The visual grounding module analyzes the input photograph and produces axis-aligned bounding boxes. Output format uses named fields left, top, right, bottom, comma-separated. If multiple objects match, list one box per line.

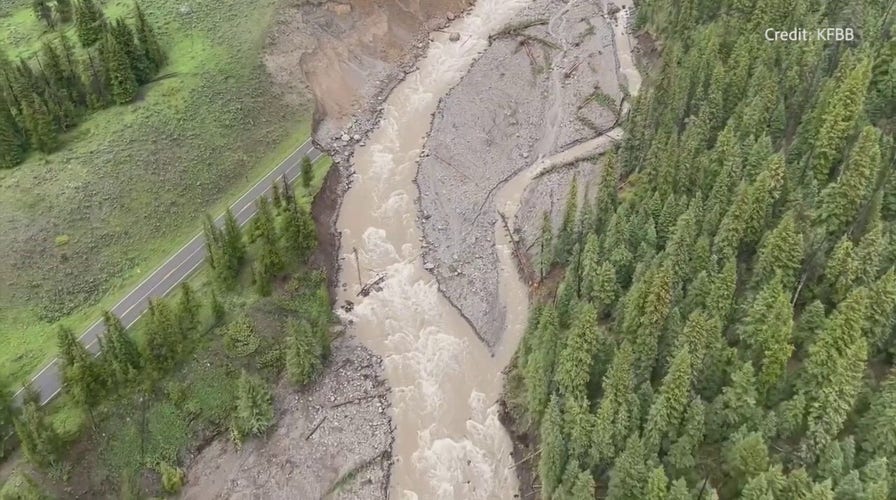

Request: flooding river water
left=334, top=1, right=530, bottom=497
left=334, top=0, right=641, bottom=497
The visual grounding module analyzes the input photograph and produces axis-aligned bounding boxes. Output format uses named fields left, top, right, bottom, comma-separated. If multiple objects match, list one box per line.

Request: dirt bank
left=182, top=334, right=393, bottom=499
left=264, top=0, right=472, bottom=145
left=417, top=0, right=623, bottom=347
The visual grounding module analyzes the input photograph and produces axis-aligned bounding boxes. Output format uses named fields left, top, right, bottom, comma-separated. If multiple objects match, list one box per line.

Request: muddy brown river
left=334, top=0, right=640, bottom=497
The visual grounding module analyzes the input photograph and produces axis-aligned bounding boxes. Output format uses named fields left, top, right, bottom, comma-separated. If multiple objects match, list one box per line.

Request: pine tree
left=645, top=466, right=670, bottom=499
left=538, top=395, right=567, bottom=497
left=780, top=468, right=815, bottom=499
left=800, top=287, right=870, bottom=461
left=111, top=18, right=149, bottom=84
left=523, top=306, right=560, bottom=422
left=607, top=435, right=650, bottom=500
left=32, top=0, right=55, bottom=28
left=538, top=211, right=553, bottom=279
left=22, top=98, right=57, bottom=153
left=223, top=208, right=246, bottom=267
left=823, top=235, right=860, bottom=304
left=13, top=389, right=62, bottom=469
left=865, top=268, right=896, bottom=352
left=752, top=210, right=804, bottom=286
left=675, top=309, right=720, bottom=373
left=857, top=371, right=896, bottom=464
left=230, top=371, right=273, bottom=447
left=814, top=126, right=882, bottom=239
left=556, top=177, right=579, bottom=264
left=102, top=32, right=138, bottom=104
left=101, top=311, right=141, bottom=385
left=555, top=303, right=602, bottom=399
left=859, top=457, right=890, bottom=500
left=285, top=319, right=322, bottom=386
left=740, top=465, right=786, bottom=500
left=666, top=397, right=706, bottom=475
left=0, top=385, right=15, bottom=459
left=55, top=0, right=73, bottom=23
left=0, top=94, right=25, bottom=168
left=74, top=0, right=106, bottom=49
left=281, top=197, right=316, bottom=261
left=708, top=361, right=762, bottom=441
left=580, top=233, right=618, bottom=312
left=209, top=290, right=225, bottom=325
left=668, top=478, right=691, bottom=500
left=725, top=429, right=770, bottom=493
left=593, top=152, right=619, bottom=234
left=176, top=283, right=199, bottom=337
left=807, top=56, right=872, bottom=187
left=300, top=155, right=313, bottom=188
left=253, top=197, right=283, bottom=281
left=643, top=347, right=693, bottom=455
left=142, top=299, right=180, bottom=376
left=621, top=263, right=673, bottom=383
left=563, top=395, right=595, bottom=466
left=565, top=466, right=597, bottom=499
left=739, top=279, right=794, bottom=397
left=133, top=1, right=165, bottom=72
left=271, top=182, right=283, bottom=210
left=591, top=341, right=640, bottom=467
left=57, top=326, right=103, bottom=422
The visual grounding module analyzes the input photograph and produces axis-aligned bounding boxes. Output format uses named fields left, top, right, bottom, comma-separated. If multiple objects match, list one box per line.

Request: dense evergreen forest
left=510, top=0, right=896, bottom=498
left=0, top=0, right=165, bottom=168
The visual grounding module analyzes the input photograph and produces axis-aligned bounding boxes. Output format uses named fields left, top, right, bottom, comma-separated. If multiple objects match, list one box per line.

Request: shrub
left=158, top=462, right=184, bottom=494
left=221, top=316, right=260, bottom=358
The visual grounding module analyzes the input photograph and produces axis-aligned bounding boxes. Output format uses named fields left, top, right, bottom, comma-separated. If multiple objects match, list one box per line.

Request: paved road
left=17, top=138, right=324, bottom=405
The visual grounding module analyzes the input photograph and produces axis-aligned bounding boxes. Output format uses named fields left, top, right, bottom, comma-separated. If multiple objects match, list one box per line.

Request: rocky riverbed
left=417, top=0, right=626, bottom=347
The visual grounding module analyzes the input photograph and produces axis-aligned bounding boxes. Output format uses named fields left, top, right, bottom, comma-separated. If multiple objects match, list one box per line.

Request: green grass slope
left=0, top=0, right=313, bottom=385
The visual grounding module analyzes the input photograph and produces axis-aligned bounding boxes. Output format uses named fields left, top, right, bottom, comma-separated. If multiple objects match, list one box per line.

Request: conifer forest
left=509, top=0, right=896, bottom=498
left=0, top=0, right=165, bottom=168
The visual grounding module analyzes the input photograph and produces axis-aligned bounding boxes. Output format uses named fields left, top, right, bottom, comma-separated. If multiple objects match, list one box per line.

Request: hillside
left=506, top=0, right=896, bottom=498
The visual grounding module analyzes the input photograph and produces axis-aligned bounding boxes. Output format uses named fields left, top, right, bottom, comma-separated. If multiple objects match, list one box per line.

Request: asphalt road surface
left=17, top=138, right=324, bottom=405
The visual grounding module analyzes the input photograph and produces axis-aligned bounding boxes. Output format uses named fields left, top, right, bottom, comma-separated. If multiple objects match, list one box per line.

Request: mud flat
left=182, top=334, right=392, bottom=499
left=417, top=0, right=624, bottom=347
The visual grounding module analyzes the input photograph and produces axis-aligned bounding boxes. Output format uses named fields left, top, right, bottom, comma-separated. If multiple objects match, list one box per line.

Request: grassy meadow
left=0, top=0, right=313, bottom=386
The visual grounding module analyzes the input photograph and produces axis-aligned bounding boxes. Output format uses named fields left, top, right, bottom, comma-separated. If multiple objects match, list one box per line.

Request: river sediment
left=417, top=0, right=627, bottom=348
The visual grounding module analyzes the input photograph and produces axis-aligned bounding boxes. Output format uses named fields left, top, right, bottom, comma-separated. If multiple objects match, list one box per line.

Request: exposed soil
left=416, top=0, right=622, bottom=347
left=264, top=0, right=472, bottom=145
left=182, top=334, right=393, bottom=499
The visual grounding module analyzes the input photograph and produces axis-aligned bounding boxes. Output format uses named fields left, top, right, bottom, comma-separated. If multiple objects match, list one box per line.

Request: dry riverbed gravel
left=417, top=0, right=623, bottom=347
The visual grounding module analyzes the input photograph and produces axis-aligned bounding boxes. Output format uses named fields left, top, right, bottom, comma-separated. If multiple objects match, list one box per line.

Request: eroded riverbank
left=333, top=0, right=533, bottom=497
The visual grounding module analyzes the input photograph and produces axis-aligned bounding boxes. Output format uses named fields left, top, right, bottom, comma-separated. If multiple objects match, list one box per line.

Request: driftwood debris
left=522, top=40, right=537, bottom=66
left=507, top=447, right=541, bottom=469
left=358, top=274, right=387, bottom=297
left=331, top=391, right=387, bottom=409
left=563, top=60, right=582, bottom=78
left=305, top=415, right=327, bottom=440
left=498, top=211, right=538, bottom=286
